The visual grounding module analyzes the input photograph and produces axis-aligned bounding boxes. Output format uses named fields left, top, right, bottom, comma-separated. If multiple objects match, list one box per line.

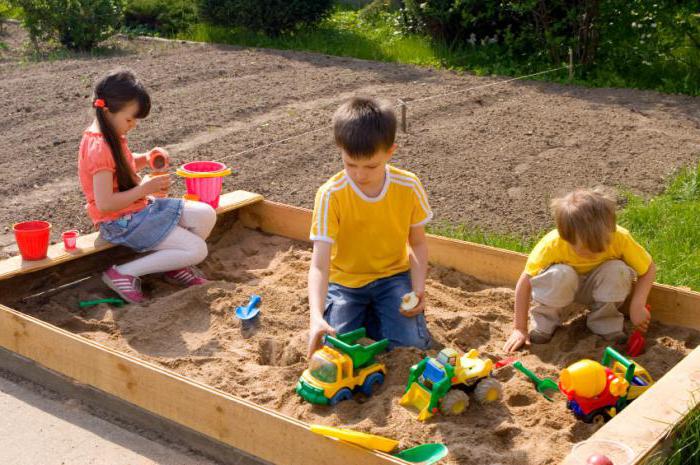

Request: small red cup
left=62, top=230, right=79, bottom=250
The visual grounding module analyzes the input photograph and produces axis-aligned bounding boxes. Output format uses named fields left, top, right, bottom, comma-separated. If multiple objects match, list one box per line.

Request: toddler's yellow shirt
left=310, top=165, right=432, bottom=288
left=525, top=226, right=652, bottom=277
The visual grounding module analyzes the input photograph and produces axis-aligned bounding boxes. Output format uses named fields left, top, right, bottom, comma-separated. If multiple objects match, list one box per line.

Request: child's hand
left=307, top=318, right=336, bottom=358
left=141, top=173, right=171, bottom=195
left=630, top=304, right=651, bottom=333
left=503, top=328, right=529, bottom=352
left=400, top=291, right=425, bottom=317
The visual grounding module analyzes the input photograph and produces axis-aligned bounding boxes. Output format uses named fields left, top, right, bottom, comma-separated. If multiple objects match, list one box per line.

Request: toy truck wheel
left=360, top=372, right=385, bottom=396
left=439, top=390, right=469, bottom=416
left=583, top=408, right=611, bottom=425
left=474, top=378, right=503, bottom=404
left=329, top=388, right=353, bottom=406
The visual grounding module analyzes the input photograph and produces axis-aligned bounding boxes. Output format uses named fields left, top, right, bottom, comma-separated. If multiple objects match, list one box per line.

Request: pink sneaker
left=164, top=266, right=208, bottom=287
left=102, top=266, right=144, bottom=304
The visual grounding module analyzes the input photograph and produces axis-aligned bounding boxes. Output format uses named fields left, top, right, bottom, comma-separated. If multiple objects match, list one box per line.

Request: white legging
left=116, top=201, right=217, bottom=277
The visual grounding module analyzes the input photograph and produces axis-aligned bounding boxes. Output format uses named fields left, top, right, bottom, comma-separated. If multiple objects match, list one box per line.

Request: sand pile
left=18, top=224, right=699, bottom=465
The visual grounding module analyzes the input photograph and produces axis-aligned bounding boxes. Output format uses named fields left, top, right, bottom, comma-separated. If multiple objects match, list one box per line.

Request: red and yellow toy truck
left=559, top=347, right=655, bottom=424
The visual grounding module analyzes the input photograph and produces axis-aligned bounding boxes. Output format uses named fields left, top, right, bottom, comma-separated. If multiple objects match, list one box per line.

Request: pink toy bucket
left=176, top=161, right=232, bottom=209
left=13, top=221, right=51, bottom=260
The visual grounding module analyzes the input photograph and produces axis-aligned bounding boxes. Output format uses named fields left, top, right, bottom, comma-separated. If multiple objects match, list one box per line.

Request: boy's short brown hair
left=333, top=97, right=396, bottom=159
left=551, top=188, right=617, bottom=253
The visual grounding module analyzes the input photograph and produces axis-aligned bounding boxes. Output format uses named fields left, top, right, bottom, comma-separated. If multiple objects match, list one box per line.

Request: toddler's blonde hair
left=551, top=188, right=616, bottom=253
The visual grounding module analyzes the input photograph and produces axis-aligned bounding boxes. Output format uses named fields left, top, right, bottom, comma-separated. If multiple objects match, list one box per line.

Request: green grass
left=178, top=8, right=571, bottom=81
left=619, top=164, right=700, bottom=291
left=175, top=7, right=698, bottom=94
left=0, top=0, right=22, bottom=20
left=647, top=404, right=700, bottom=465
left=427, top=223, right=539, bottom=254
left=180, top=10, right=447, bottom=69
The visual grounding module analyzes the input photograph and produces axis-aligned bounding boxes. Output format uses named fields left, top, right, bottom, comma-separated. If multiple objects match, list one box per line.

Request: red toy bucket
left=13, top=221, right=51, bottom=260
left=176, top=161, right=232, bottom=209
left=62, top=230, right=79, bottom=250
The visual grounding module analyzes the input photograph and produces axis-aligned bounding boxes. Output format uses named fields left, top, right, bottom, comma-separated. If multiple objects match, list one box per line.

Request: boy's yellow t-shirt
left=525, top=226, right=652, bottom=277
left=310, top=165, right=432, bottom=288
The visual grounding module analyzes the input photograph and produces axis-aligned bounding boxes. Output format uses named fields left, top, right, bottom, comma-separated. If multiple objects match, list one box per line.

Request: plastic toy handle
left=513, top=361, right=542, bottom=383
left=176, top=167, right=232, bottom=178
left=249, top=295, right=261, bottom=309
left=79, top=298, right=126, bottom=308
left=495, top=356, right=516, bottom=369
left=602, top=347, right=633, bottom=369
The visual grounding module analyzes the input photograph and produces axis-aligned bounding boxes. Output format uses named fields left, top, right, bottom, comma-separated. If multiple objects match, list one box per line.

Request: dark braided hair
left=93, top=69, right=151, bottom=191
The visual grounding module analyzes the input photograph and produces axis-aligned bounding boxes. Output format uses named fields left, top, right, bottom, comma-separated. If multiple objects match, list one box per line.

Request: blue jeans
left=100, top=198, right=184, bottom=252
left=324, top=272, right=431, bottom=350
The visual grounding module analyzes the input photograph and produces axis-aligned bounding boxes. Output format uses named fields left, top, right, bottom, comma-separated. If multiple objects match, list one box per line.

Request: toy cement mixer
left=559, top=347, right=655, bottom=424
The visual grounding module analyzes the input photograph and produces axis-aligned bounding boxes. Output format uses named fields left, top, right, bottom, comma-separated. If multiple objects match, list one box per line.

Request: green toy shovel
left=394, top=444, right=448, bottom=465
left=513, top=361, right=560, bottom=402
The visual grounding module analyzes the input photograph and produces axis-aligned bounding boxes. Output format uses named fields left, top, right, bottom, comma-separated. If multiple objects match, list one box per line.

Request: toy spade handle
left=79, top=298, right=125, bottom=308
left=602, top=346, right=632, bottom=368
left=249, top=295, right=262, bottom=308
left=639, top=303, right=652, bottom=334
left=513, top=361, right=542, bottom=383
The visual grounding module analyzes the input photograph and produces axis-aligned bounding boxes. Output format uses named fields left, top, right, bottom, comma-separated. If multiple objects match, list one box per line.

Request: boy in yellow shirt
left=504, top=188, right=655, bottom=352
left=307, top=97, right=432, bottom=357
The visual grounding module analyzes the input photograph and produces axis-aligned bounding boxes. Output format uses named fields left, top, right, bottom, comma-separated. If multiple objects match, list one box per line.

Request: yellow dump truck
left=296, top=328, right=388, bottom=406
left=400, top=348, right=502, bottom=421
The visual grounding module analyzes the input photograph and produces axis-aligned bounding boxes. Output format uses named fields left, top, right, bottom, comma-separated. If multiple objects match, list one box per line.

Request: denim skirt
left=99, top=198, right=184, bottom=252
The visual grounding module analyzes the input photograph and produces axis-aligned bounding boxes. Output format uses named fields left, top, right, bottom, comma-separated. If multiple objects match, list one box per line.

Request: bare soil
left=1, top=22, right=700, bottom=258
left=12, top=225, right=699, bottom=465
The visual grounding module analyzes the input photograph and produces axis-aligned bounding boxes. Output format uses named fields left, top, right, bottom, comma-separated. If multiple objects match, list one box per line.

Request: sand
left=15, top=224, right=699, bottom=465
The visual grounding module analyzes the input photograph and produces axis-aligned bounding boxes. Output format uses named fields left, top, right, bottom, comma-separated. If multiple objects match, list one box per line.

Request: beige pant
left=530, top=260, right=635, bottom=337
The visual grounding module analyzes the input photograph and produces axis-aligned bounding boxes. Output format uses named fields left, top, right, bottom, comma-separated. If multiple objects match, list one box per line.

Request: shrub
left=358, top=0, right=397, bottom=23
left=400, top=0, right=700, bottom=83
left=198, top=0, right=334, bottom=36
left=124, top=0, right=196, bottom=35
left=11, top=0, right=124, bottom=50
left=590, top=1, right=700, bottom=92
left=401, top=0, right=586, bottom=64
left=0, top=4, right=7, bottom=24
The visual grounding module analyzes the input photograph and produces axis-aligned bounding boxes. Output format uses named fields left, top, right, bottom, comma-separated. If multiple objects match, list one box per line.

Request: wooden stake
left=398, top=99, right=407, bottom=133
left=568, top=47, right=574, bottom=80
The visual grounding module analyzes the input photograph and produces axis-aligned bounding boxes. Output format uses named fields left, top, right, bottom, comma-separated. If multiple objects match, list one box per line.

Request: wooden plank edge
left=239, top=200, right=700, bottom=330
left=0, top=346, right=269, bottom=465
left=563, top=345, right=700, bottom=465
left=0, top=190, right=263, bottom=282
left=0, top=303, right=406, bottom=465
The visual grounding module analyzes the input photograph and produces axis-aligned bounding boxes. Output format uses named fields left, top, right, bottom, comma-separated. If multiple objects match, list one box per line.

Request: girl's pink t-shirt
left=78, top=131, right=147, bottom=225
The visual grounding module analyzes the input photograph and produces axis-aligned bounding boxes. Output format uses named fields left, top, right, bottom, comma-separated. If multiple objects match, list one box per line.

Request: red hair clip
left=93, top=99, right=106, bottom=108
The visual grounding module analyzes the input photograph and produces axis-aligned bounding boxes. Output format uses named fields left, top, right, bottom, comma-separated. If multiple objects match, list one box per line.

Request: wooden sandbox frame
left=0, top=190, right=698, bottom=465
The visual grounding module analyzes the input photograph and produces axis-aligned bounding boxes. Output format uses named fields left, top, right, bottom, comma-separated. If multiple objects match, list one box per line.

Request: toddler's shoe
left=529, top=329, right=554, bottom=344
left=102, top=266, right=144, bottom=304
left=164, top=266, right=208, bottom=287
